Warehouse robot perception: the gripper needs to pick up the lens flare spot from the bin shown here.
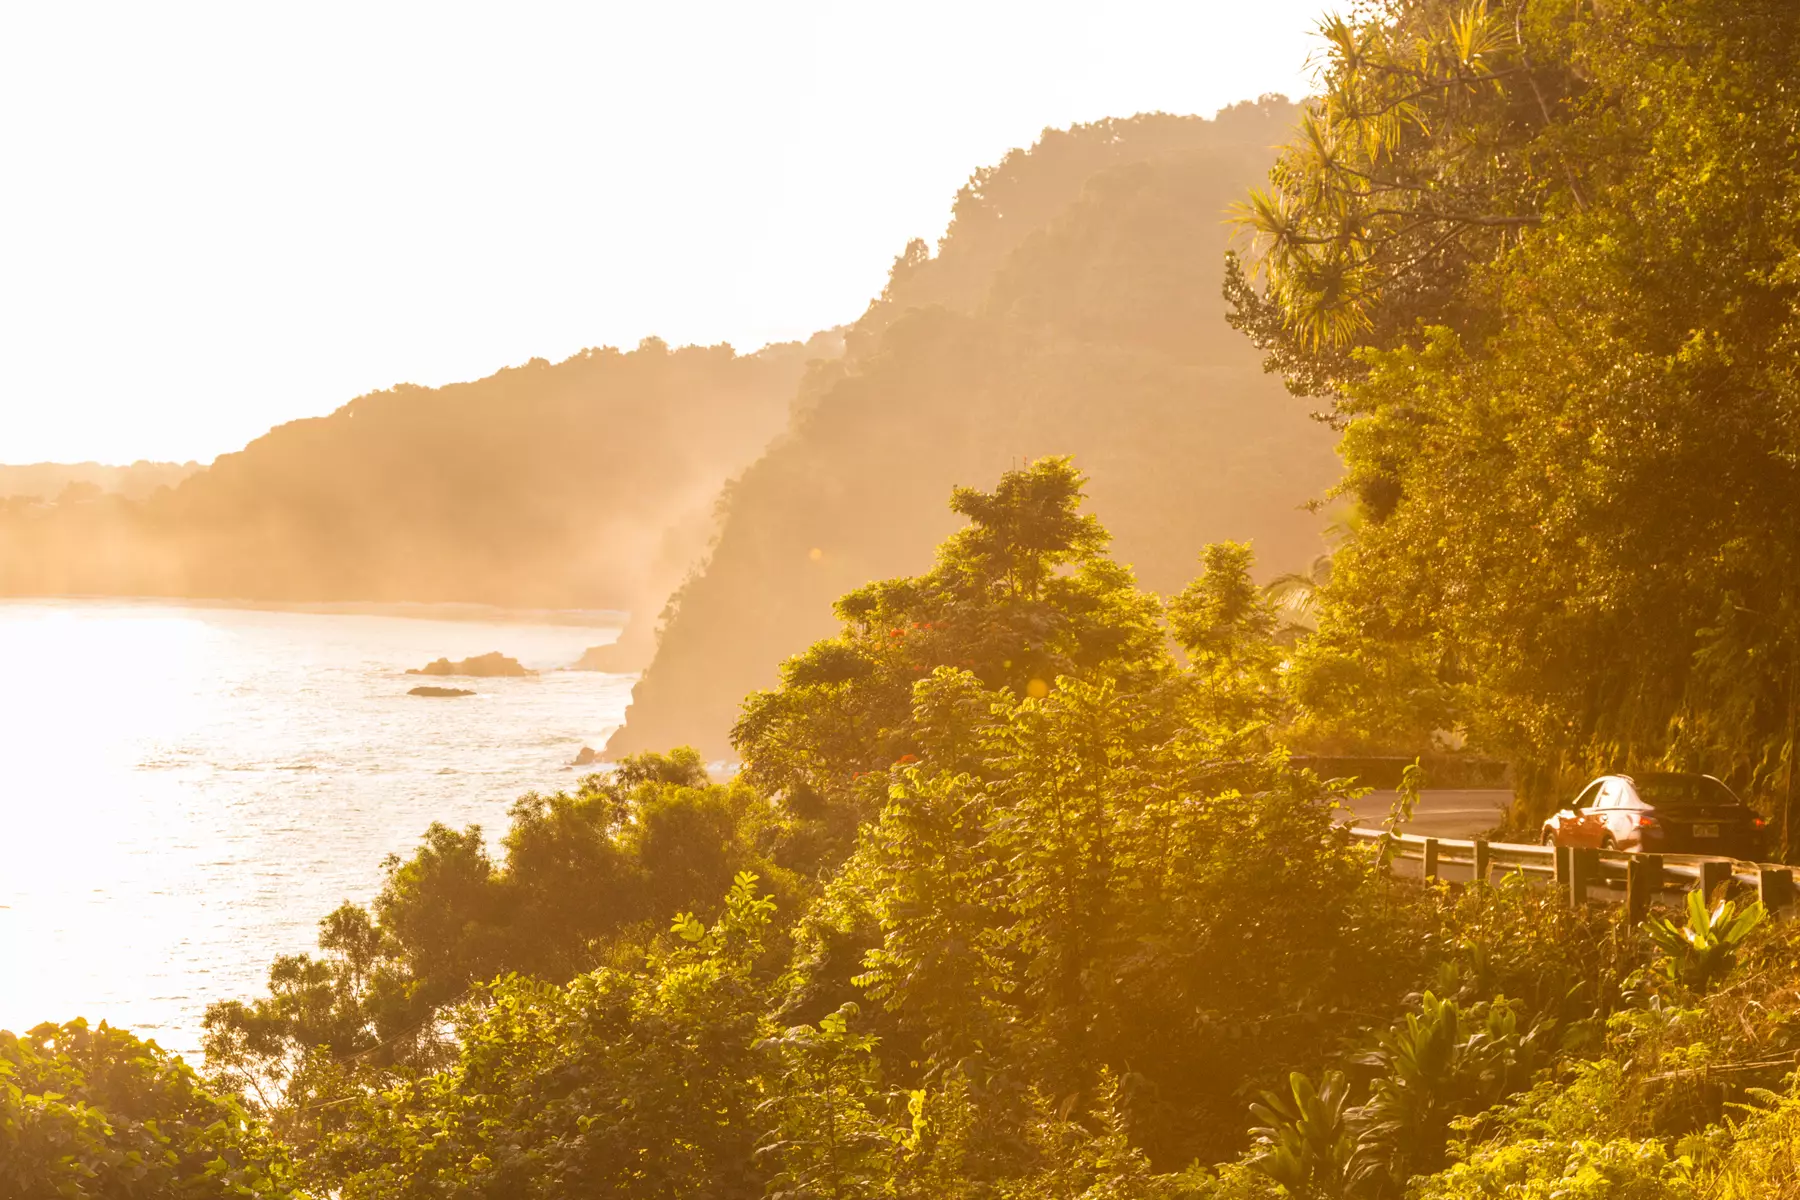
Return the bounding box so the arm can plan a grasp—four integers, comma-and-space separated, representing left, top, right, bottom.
1026, 678, 1049, 699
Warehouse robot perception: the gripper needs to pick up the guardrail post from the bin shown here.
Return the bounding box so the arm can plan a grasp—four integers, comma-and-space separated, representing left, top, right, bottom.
1554, 845, 1572, 902
1569, 847, 1598, 907
1759, 865, 1794, 916
1699, 859, 1732, 902
1627, 854, 1662, 923
1473, 838, 1491, 885
1422, 837, 1440, 880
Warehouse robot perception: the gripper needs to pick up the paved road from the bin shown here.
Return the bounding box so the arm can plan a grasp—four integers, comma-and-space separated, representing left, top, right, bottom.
1337, 789, 1515, 840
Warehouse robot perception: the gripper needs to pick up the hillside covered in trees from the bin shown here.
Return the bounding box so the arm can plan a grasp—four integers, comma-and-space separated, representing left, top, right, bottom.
0, 336, 828, 624
609, 97, 1342, 759
0, 460, 201, 504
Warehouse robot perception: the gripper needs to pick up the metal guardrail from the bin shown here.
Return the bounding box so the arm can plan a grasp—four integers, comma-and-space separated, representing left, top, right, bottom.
1347, 826, 1797, 920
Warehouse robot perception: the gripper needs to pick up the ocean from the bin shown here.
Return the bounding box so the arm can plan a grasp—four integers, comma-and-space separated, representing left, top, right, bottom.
0, 599, 635, 1061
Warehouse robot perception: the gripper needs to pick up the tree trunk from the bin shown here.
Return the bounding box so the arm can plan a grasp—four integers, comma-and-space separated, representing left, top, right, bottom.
1785, 640, 1799, 863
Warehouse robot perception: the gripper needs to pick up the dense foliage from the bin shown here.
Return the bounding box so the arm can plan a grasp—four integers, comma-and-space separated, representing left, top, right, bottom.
0, 1020, 295, 1197
165, 462, 1416, 1197
1230, 0, 1800, 821
20, 458, 1800, 1199
200, 747, 803, 1118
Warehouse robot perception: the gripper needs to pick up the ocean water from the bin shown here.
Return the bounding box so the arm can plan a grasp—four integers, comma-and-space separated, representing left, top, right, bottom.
0, 599, 635, 1061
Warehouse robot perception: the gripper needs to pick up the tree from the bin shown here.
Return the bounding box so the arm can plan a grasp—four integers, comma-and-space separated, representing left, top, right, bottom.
312, 874, 781, 1199
756, 1003, 900, 1200
800, 588, 1383, 1166
1169, 541, 1287, 732
1232, 0, 1800, 810
1, 1019, 297, 1198
732, 457, 1166, 859
1227, 0, 1583, 384
205, 750, 800, 1125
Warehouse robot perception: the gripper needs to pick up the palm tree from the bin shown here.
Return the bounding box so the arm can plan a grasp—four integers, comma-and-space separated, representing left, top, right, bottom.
1267, 552, 1333, 627
1264, 509, 1361, 631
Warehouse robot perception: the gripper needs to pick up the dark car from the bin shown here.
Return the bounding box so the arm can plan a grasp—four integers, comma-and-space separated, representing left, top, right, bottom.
1540, 772, 1767, 857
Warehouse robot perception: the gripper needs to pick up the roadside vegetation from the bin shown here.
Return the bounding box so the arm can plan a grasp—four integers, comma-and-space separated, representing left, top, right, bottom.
8, 0, 1800, 1194
1229, 0, 1800, 822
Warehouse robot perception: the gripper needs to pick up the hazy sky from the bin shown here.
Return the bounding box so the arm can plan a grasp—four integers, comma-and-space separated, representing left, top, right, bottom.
0, 1, 1326, 465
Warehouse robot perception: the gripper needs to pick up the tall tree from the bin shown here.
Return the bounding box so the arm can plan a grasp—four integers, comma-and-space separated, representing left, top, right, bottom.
731, 457, 1166, 854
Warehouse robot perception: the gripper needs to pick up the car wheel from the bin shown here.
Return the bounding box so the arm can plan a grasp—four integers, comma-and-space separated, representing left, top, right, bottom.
1541, 830, 1556, 846
1600, 835, 1617, 850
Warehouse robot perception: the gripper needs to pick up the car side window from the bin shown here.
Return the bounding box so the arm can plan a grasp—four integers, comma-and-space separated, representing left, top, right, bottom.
1596, 780, 1624, 809
1574, 781, 1605, 811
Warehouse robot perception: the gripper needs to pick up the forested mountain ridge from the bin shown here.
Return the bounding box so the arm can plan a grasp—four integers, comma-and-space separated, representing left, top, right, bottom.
608, 97, 1340, 759
0, 460, 201, 504
0, 336, 831, 619
853, 100, 1298, 343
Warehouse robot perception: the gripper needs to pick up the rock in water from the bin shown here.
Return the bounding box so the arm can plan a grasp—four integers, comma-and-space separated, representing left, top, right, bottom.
406, 652, 534, 677
573, 745, 598, 766
409, 686, 475, 697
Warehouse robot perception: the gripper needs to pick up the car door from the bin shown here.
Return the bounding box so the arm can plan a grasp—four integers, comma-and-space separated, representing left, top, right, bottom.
1611, 780, 1651, 848
1569, 779, 1618, 848
1560, 780, 1606, 846
1594, 780, 1635, 847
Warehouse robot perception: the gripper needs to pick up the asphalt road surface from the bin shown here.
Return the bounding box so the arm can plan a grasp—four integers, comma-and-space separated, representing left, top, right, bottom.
1337, 789, 1515, 839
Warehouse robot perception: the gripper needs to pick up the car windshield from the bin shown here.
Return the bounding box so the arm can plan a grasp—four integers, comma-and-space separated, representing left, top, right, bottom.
1633, 774, 1739, 808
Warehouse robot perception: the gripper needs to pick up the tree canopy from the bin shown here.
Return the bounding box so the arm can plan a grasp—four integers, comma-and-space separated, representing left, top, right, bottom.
1233, 0, 1800, 816
1, 1019, 296, 1198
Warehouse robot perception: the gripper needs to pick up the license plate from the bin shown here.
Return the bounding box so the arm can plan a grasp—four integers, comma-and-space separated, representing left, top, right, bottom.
1694, 824, 1719, 838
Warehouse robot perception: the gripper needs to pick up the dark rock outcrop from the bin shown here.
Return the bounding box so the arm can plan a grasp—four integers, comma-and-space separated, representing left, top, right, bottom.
407, 652, 533, 678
